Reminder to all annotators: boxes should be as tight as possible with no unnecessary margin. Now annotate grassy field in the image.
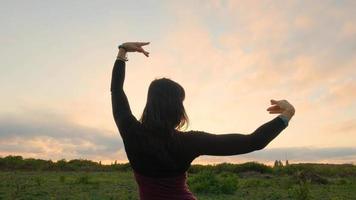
[0,170,355,200]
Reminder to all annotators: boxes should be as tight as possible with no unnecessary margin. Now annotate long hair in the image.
[125,78,189,171]
[139,78,189,137]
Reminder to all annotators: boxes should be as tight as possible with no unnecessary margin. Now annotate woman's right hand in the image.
[267,99,295,120]
[120,42,150,57]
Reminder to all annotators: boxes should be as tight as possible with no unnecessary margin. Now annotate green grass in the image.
[0,170,355,200]
[0,171,138,200]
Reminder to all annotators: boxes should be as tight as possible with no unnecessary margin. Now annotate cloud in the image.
[0,110,126,163]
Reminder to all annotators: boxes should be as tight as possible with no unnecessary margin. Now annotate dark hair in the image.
[139,78,189,137]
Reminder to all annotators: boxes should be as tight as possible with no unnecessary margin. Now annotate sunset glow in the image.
[1,0,355,165]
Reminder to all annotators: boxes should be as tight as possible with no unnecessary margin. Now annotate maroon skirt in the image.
[133,171,197,200]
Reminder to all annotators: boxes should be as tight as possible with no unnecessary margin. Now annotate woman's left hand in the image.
[267,99,295,120]
[120,42,150,57]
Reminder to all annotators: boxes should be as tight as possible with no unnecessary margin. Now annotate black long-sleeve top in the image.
[111,59,288,178]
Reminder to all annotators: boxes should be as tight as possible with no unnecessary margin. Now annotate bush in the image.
[189,162,272,175]
[275,163,356,177]
[231,162,272,174]
[75,174,90,184]
[59,175,66,183]
[288,179,311,200]
[294,170,329,184]
[188,171,238,194]
[239,178,262,188]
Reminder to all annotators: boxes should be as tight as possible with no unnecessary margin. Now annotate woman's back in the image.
[114,108,288,177]
[120,118,193,177]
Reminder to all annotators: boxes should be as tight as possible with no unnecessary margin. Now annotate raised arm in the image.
[110,42,150,135]
[183,99,295,158]
[111,56,132,120]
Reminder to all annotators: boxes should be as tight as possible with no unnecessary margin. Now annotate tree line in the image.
[0,155,131,171]
[0,155,355,177]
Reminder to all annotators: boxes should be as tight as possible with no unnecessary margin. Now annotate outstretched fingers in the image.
[131,46,148,56]
[136,42,150,46]
[142,50,150,57]
[135,42,150,56]
[267,98,295,116]
[270,99,279,104]
[267,105,283,112]
[267,105,280,111]
[267,100,284,114]
[138,47,150,57]
[269,110,284,114]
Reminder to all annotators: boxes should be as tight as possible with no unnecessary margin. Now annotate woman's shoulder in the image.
[175,130,211,139]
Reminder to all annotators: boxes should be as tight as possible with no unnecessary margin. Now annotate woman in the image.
[111,41,295,200]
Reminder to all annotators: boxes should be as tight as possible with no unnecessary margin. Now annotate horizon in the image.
[1,154,354,167]
[1,1,355,165]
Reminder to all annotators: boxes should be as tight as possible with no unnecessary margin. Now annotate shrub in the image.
[59,175,66,183]
[234,162,272,174]
[239,178,262,188]
[294,170,329,184]
[288,179,311,200]
[75,174,90,184]
[34,177,42,186]
[188,171,238,194]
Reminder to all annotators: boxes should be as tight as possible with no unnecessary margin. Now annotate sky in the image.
[0,0,355,165]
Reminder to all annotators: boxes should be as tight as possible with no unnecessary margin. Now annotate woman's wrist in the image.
[278,114,290,126]
[117,48,128,61]
[280,108,295,121]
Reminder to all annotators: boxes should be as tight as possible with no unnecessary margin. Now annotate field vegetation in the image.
[0,155,355,200]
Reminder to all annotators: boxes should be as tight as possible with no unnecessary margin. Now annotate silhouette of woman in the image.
[111,42,295,200]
